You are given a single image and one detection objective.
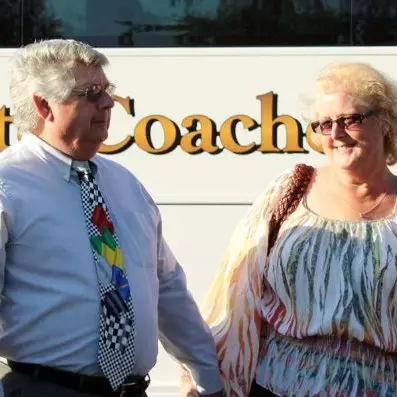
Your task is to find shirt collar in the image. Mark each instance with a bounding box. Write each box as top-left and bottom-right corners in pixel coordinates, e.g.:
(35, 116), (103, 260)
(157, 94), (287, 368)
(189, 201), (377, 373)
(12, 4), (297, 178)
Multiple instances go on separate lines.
(21, 132), (98, 182)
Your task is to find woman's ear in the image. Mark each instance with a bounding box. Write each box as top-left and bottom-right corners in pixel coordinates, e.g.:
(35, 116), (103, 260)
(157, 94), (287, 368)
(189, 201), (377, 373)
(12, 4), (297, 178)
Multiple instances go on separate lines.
(32, 94), (54, 121)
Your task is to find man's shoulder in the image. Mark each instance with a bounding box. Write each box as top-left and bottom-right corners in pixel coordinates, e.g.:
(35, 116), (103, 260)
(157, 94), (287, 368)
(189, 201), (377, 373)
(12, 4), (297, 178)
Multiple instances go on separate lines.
(94, 155), (158, 218)
(94, 154), (155, 204)
(0, 140), (23, 160)
(93, 154), (138, 182)
(93, 154), (127, 170)
(0, 141), (35, 202)
(0, 140), (33, 173)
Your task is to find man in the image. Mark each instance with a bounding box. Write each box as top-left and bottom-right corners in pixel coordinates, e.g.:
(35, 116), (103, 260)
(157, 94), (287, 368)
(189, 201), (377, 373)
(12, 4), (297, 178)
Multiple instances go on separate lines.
(0, 39), (223, 397)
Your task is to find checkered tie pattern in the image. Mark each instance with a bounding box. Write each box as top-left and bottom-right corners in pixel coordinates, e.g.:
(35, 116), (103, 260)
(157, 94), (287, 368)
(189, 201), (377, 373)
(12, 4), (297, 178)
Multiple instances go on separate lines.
(75, 166), (136, 390)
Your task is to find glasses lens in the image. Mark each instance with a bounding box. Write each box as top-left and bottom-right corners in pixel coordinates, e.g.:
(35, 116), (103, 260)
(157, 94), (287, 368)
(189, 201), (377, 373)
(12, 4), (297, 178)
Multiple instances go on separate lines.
(86, 86), (103, 103)
(320, 120), (333, 134)
(343, 114), (362, 129)
(106, 84), (115, 96)
(73, 84), (114, 103)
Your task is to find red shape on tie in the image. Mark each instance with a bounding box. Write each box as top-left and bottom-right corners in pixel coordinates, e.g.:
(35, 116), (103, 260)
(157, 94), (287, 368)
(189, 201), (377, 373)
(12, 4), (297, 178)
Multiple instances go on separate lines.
(91, 204), (114, 234)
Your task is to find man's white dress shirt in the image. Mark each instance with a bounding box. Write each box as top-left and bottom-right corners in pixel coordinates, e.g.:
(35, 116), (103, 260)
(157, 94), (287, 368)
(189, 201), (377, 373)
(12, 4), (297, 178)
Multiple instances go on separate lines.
(0, 133), (222, 394)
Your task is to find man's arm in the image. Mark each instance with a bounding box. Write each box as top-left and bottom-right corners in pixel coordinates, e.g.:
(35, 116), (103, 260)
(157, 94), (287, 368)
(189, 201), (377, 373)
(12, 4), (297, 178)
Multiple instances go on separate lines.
(181, 369), (224, 397)
(0, 208), (9, 397)
(0, 209), (8, 306)
(156, 220), (223, 396)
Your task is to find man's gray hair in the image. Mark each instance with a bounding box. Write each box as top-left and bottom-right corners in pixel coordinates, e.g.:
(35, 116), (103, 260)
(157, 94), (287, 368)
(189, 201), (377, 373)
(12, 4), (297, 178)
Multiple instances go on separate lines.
(10, 39), (108, 133)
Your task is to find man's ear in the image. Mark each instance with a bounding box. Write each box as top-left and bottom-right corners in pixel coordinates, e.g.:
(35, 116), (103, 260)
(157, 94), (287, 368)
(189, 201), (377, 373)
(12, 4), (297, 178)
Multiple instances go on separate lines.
(32, 94), (54, 121)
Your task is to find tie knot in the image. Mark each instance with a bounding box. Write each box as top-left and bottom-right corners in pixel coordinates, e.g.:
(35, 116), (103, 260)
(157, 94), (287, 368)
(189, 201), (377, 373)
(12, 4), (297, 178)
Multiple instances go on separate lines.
(72, 161), (93, 181)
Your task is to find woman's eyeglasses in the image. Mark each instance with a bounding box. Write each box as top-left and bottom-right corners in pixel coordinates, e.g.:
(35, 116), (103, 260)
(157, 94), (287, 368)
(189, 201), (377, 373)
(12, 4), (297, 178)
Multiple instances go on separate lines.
(71, 83), (116, 103)
(311, 110), (376, 135)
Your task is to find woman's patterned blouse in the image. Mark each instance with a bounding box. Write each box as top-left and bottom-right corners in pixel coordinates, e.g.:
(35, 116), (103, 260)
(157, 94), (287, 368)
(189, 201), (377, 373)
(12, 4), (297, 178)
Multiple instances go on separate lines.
(202, 169), (397, 397)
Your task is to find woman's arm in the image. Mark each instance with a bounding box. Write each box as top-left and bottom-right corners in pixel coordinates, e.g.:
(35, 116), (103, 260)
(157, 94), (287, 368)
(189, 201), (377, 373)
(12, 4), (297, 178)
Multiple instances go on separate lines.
(201, 171), (292, 397)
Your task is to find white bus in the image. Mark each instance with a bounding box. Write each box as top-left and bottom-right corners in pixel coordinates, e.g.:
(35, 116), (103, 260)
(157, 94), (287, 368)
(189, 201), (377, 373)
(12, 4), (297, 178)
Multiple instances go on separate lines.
(1, 1), (397, 396)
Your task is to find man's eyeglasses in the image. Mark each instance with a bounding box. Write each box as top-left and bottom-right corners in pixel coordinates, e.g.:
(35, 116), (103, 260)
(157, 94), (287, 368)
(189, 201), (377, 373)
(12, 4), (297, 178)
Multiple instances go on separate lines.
(71, 83), (115, 103)
(311, 110), (376, 135)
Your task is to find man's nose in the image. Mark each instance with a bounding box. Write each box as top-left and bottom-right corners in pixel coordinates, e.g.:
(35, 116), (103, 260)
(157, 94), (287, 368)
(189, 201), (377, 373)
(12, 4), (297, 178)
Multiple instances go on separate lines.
(98, 92), (115, 109)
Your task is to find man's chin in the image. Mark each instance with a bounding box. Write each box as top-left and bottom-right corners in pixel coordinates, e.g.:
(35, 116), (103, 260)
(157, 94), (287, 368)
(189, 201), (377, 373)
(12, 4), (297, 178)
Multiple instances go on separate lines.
(77, 139), (106, 160)
(93, 131), (108, 147)
(100, 130), (109, 143)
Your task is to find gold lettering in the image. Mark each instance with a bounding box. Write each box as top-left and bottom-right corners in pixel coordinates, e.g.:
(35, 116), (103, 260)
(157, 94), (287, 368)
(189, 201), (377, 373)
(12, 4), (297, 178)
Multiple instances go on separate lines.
(305, 124), (323, 153)
(134, 115), (180, 154)
(258, 92), (305, 153)
(220, 115), (258, 154)
(180, 115), (220, 154)
(99, 95), (135, 154)
(0, 93), (317, 157)
(0, 106), (13, 151)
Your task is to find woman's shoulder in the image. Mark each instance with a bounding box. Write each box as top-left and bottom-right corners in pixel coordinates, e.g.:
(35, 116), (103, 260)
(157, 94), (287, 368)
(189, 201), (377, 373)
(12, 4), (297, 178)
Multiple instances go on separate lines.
(249, 163), (316, 220)
(260, 163), (316, 200)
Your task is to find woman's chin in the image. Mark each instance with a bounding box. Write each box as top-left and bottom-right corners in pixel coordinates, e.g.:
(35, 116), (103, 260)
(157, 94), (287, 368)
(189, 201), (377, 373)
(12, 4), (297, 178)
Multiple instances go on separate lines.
(333, 155), (360, 171)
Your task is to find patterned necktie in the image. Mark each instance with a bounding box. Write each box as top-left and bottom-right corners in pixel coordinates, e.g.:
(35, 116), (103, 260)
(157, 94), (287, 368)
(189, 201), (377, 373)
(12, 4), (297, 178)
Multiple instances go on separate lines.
(74, 164), (136, 390)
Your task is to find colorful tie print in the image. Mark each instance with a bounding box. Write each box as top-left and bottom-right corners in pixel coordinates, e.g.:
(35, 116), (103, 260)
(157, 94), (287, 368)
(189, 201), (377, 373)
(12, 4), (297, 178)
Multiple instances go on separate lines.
(75, 166), (136, 390)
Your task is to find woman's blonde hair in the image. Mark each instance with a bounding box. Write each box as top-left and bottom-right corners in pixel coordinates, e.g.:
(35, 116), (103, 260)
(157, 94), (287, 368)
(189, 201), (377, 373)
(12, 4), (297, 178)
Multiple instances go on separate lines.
(313, 62), (397, 165)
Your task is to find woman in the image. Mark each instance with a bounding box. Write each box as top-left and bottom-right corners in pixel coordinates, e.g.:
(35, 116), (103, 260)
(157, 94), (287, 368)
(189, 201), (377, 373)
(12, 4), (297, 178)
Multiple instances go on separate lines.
(202, 62), (397, 396)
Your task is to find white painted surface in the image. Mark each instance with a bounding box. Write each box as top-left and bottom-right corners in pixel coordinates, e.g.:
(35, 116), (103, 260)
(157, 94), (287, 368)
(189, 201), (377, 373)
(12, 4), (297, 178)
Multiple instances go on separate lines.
(0, 47), (397, 395)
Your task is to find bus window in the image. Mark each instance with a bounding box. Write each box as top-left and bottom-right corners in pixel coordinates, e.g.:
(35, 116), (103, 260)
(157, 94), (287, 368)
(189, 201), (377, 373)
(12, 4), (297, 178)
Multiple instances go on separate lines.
(351, 0), (397, 45)
(1, 0), (397, 48)
(0, 0), (22, 47)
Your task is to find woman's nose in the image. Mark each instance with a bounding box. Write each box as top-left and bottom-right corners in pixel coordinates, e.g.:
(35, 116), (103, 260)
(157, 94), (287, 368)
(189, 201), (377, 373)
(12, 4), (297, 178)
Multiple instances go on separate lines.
(330, 121), (346, 139)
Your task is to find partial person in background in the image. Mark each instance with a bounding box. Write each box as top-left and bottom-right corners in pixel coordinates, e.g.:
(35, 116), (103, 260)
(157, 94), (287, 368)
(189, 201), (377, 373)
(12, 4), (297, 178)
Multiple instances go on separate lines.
(0, 39), (223, 397)
(202, 62), (397, 396)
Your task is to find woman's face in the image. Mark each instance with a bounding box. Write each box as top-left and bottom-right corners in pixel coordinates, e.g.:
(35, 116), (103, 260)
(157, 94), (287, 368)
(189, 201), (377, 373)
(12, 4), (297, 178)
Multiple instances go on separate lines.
(314, 92), (385, 172)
